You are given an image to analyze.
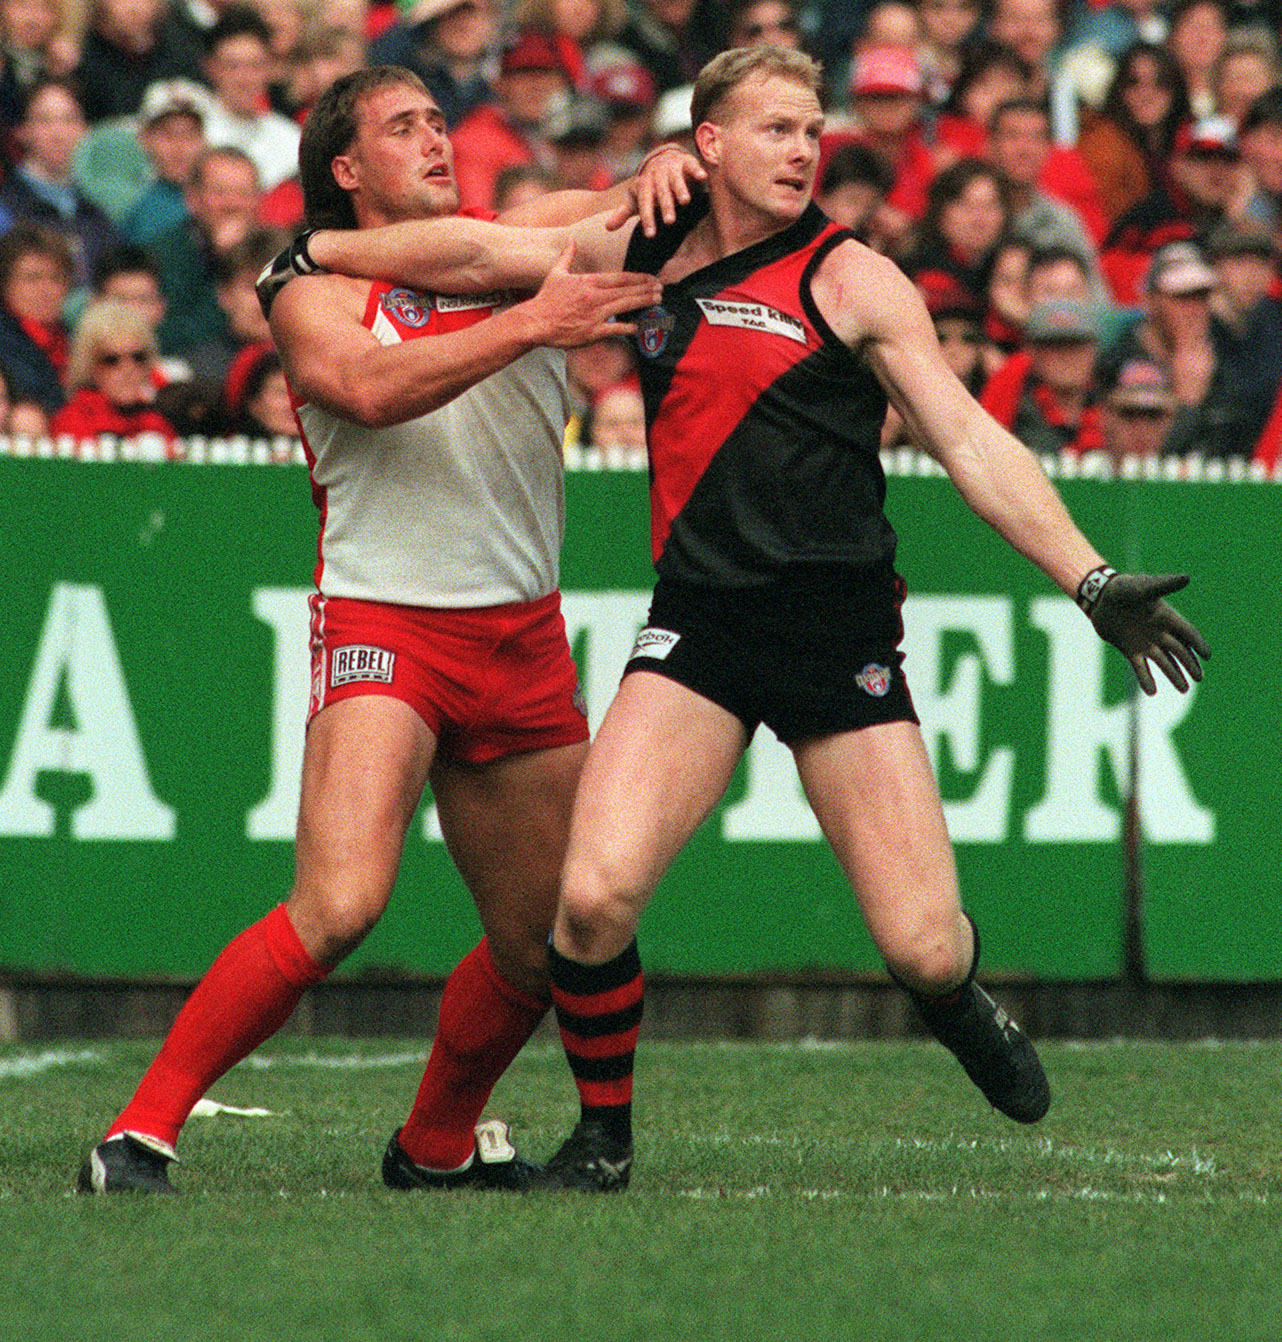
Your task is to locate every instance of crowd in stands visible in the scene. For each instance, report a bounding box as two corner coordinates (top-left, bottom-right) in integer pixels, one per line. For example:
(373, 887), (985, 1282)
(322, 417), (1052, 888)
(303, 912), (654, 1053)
(0, 0), (1280, 461)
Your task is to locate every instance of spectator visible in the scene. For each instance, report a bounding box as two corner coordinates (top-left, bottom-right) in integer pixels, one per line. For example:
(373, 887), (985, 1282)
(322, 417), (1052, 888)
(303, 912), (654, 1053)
(184, 223), (282, 383)
(613, 0), (713, 96)
(1167, 0), (1227, 119)
(585, 375), (644, 449)
(148, 145), (260, 355)
(815, 139), (895, 245)
(915, 0), (983, 106)
(117, 78), (208, 244)
(1212, 31), (1278, 126)
(724, 0), (801, 52)
(92, 241), (193, 381)
(0, 78), (121, 291)
(198, 5), (301, 192)
(902, 157), (1012, 295)
(844, 44), (934, 247)
(545, 92), (612, 189)
(1028, 242), (1096, 304)
(510, 0), (628, 86)
(857, 0), (920, 52)
(491, 159), (557, 210)
(984, 233), (1032, 363)
(221, 340), (296, 437)
(988, 0), (1078, 143)
(1097, 238), (1251, 457)
(0, 0), (77, 127)
(980, 297), (1104, 454)
(367, 0), (497, 128)
(1206, 218), (1282, 445)
(278, 22), (366, 124)
(0, 222), (72, 413)
(564, 333), (634, 444)
(1238, 86), (1282, 232)
(935, 41), (1032, 160)
(72, 0), (204, 122)
(987, 98), (1109, 297)
(1099, 356), (1177, 460)
(589, 57), (657, 180)
(49, 297), (179, 448)
(450, 26), (574, 210)
(1077, 42), (1191, 227)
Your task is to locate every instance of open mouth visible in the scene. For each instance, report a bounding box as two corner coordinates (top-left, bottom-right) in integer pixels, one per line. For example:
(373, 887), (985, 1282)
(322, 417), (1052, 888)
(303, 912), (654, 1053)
(425, 163), (451, 180)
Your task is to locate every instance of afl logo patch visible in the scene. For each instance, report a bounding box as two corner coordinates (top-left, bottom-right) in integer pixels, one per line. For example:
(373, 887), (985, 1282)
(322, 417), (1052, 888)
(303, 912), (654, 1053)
(855, 663), (891, 697)
(636, 305), (675, 358)
(382, 287), (432, 327)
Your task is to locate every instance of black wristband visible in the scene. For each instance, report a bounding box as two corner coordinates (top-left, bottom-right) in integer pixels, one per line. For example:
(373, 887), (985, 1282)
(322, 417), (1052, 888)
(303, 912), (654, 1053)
(292, 228), (322, 275)
(1076, 565), (1117, 614)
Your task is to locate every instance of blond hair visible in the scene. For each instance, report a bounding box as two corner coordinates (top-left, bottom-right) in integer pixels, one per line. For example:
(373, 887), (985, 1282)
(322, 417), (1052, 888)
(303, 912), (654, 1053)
(690, 46), (822, 130)
(66, 299), (158, 391)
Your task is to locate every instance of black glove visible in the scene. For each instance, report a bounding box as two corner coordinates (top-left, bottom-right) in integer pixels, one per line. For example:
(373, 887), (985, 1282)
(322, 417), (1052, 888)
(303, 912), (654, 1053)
(1077, 566), (1211, 696)
(256, 228), (324, 319)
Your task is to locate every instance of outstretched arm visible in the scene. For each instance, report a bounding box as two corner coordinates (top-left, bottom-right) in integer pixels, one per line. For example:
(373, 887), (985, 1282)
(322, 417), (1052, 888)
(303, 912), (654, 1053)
(811, 241), (1209, 694)
(271, 246), (659, 428)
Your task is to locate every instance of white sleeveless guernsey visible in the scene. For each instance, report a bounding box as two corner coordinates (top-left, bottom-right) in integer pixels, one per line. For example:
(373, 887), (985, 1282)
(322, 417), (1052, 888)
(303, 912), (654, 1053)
(294, 281), (569, 609)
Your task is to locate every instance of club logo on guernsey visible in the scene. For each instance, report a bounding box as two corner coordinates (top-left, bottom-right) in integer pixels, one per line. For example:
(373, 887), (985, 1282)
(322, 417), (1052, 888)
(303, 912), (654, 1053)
(631, 627), (680, 660)
(332, 645), (396, 686)
(694, 297), (808, 345)
(855, 663), (891, 697)
(381, 288), (431, 326)
(636, 305), (675, 358)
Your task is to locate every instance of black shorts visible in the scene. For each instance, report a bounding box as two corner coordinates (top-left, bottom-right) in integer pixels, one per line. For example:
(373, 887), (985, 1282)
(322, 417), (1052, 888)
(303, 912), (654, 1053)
(623, 578), (918, 745)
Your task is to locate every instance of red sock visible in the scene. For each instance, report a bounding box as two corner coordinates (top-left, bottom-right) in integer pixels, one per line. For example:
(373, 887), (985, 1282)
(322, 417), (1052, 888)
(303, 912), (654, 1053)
(106, 905), (329, 1150)
(397, 938), (549, 1170)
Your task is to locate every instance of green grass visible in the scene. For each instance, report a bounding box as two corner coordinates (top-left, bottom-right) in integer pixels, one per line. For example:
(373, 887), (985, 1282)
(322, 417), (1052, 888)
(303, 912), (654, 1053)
(5, 1037), (1282, 1341)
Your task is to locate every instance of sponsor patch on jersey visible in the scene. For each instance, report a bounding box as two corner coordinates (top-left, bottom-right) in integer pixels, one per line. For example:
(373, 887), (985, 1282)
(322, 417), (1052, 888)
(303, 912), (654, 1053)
(435, 291), (506, 312)
(331, 644), (396, 686)
(855, 663), (891, 698)
(636, 305), (675, 358)
(630, 627), (680, 660)
(381, 288), (432, 327)
(694, 297), (808, 345)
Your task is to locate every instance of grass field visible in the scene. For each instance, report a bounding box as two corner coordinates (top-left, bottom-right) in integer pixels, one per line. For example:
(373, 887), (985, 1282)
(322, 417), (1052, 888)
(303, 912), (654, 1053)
(4, 1036), (1282, 1342)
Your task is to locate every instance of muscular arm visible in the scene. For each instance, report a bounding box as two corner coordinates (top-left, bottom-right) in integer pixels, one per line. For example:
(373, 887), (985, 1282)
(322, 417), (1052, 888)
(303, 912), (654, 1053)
(812, 242), (1104, 597)
(272, 255), (658, 428)
(302, 211), (636, 297)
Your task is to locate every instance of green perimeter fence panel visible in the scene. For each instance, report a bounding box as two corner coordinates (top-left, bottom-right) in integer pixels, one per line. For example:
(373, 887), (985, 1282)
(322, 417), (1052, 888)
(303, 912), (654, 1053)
(0, 451), (1274, 981)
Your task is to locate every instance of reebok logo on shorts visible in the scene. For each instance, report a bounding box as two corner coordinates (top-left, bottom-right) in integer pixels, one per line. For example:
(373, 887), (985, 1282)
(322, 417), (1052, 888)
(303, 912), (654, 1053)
(331, 644), (396, 686)
(855, 663), (891, 697)
(631, 627), (680, 660)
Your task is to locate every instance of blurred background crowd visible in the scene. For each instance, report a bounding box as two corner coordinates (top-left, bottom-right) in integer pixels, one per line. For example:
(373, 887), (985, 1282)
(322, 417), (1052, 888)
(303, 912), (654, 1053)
(1, 0), (1281, 460)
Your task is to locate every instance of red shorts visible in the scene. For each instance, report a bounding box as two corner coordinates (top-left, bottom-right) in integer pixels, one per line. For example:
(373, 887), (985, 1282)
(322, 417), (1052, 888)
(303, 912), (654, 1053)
(307, 592), (588, 764)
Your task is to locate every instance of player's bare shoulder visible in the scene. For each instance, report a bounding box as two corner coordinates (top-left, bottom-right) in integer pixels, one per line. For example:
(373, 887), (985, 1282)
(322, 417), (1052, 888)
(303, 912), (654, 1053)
(809, 238), (928, 352)
(271, 271), (371, 338)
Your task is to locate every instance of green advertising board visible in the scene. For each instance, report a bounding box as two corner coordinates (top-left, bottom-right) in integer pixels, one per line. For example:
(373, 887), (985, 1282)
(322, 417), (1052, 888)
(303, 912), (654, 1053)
(0, 449), (1274, 981)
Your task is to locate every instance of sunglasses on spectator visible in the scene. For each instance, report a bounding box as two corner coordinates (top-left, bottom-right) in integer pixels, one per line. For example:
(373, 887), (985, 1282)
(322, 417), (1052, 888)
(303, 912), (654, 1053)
(1114, 406), (1171, 420)
(98, 349), (151, 367)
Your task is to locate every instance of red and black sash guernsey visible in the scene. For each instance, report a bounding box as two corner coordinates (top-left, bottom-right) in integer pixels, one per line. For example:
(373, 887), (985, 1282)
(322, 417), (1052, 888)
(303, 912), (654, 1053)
(624, 200), (900, 612)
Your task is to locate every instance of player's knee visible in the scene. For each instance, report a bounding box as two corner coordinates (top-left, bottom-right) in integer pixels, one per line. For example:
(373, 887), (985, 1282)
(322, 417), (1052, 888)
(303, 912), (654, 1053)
(288, 886), (388, 965)
(557, 859), (641, 960)
(486, 930), (550, 1000)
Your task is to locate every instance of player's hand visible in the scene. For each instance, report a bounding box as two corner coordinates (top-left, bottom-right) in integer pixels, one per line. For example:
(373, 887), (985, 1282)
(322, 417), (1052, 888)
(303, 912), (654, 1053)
(256, 229), (326, 318)
(1078, 568), (1210, 696)
(519, 242), (661, 347)
(604, 143), (708, 236)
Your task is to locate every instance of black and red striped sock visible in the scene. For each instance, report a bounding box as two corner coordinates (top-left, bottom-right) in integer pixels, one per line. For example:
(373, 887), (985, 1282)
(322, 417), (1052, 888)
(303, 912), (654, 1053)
(548, 938), (643, 1146)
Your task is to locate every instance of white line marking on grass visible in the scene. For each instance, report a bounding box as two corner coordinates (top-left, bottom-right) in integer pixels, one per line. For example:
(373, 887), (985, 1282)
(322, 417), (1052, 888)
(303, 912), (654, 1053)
(190, 1099), (277, 1118)
(244, 1050), (424, 1071)
(0, 1048), (100, 1079)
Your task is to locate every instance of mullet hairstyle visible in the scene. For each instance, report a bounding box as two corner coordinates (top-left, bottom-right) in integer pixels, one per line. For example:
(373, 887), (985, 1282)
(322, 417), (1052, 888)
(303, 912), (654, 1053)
(689, 45), (823, 133)
(299, 66), (430, 230)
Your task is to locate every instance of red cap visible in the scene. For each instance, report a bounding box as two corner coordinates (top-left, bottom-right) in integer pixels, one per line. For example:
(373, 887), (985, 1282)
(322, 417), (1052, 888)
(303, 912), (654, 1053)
(501, 27), (572, 77)
(850, 46), (923, 98)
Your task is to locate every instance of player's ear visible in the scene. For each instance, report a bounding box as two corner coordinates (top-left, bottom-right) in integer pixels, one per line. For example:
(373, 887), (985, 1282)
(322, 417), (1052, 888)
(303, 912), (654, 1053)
(694, 121), (721, 166)
(331, 152), (358, 193)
